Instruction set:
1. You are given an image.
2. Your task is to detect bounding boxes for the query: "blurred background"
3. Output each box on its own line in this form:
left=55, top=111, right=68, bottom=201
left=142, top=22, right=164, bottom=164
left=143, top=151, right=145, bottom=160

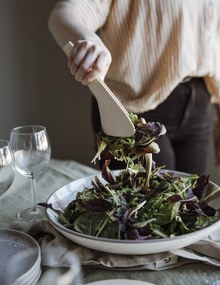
left=1, top=0, right=219, bottom=184
left=0, top=0, right=94, bottom=165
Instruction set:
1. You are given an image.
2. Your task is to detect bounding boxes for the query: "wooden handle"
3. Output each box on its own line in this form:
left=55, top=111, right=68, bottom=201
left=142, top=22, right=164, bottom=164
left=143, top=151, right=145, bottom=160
left=63, top=42, right=129, bottom=114
left=63, top=41, right=74, bottom=57
left=62, top=41, right=135, bottom=137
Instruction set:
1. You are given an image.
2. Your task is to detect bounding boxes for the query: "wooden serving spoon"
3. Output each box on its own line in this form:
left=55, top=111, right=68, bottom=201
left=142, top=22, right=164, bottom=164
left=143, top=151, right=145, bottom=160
left=63, top=41, right=135, bottom=137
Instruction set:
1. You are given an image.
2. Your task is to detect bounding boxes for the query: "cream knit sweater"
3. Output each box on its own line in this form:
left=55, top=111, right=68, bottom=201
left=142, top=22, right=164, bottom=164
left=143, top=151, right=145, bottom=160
left=63, top=0, right=220, bottom=113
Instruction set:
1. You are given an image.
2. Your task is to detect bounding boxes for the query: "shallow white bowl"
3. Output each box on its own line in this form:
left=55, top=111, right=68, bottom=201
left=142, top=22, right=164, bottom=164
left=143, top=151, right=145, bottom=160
left=46, top=170, right=220, bottom=255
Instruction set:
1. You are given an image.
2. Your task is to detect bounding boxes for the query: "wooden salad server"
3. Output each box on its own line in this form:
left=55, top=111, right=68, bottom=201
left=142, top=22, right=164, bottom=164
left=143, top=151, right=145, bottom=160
left=63, top=41, right=135, bottom=137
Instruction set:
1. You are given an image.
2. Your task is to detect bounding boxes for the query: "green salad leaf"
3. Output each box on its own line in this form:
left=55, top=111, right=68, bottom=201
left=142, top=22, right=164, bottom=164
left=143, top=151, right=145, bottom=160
left=45, top=113, right=219, bottom=240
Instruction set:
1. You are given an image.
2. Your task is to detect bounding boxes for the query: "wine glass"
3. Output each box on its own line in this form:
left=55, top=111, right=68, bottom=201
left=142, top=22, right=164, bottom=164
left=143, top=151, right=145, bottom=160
left=0, top=139, right=15, bottom=196
left=10, top=125, right=51, bottom=222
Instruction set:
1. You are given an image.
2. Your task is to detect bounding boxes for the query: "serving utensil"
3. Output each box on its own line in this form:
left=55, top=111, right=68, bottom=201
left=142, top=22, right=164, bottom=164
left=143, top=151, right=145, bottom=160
left=63, top=41, right=135, bottom=137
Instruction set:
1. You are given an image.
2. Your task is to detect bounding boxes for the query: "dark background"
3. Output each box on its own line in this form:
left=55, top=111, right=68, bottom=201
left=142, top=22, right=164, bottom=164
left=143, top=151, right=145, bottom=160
left=0, top=0, right=219, bottom=183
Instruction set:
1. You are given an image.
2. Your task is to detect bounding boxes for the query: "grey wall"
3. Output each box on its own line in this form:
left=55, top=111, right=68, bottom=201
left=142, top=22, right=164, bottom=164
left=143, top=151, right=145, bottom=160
left=0, top=0, right=219, bottom=184
left=0, top=0, right=96, bottom=167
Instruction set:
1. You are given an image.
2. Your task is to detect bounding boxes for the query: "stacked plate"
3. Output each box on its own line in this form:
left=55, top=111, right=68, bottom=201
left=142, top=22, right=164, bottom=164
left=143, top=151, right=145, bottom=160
left=0, top=228, right=41, bottom=285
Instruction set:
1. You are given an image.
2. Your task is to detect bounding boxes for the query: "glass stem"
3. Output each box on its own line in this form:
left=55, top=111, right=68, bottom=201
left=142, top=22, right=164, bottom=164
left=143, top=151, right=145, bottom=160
left=30, top=177, right=37, bottom=212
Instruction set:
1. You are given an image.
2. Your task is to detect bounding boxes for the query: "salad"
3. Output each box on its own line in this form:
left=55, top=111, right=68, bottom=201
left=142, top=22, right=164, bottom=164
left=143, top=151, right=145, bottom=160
left=46, top=114, right=219, bottom=240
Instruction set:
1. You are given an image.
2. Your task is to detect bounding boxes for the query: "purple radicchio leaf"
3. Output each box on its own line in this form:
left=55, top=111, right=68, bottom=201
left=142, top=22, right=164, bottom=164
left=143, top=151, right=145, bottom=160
left=186, top=203, right=206, bottom=216
left=82, top=199, right=113, bottom=212
left=67, top=200, right=77, bottom=211
left=124, top=226, right=152, bottom=240
left=198, top=201, right=217, bottom=216
left=136, top=121, right=167, bottom=138
left=167, top=194, right=182, bottom=203
left=102, top=160, right=116, bottom=184
left=193, top=175, right=209, bottom=199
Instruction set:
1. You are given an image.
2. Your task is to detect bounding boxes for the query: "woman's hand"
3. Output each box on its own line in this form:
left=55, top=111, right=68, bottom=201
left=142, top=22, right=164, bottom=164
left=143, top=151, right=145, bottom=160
left=67, top=39, right=112, bottom=85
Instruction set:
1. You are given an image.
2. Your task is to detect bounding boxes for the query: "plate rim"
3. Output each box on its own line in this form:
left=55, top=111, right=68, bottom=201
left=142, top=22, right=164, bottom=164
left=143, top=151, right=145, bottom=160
left=0, top=228, right=41, bottom=284
left=85, top=279, right=155, bottom=285
left=0, top=227, right=41, bottom=251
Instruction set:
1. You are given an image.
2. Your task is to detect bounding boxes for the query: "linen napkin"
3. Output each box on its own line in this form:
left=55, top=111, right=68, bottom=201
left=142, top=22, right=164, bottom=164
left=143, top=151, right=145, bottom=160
left=29, top=220, right=220, bottom=271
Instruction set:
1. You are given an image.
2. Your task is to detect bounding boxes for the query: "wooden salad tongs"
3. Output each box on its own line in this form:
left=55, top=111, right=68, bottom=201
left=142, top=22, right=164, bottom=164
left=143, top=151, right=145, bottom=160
left=63, top=41, right=135, bottom=137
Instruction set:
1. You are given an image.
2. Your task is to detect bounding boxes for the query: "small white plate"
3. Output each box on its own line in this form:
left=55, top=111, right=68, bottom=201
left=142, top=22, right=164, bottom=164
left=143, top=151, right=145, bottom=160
left=0, top=228, right=41, bottom=285
left=86, top=279, right=155, bottom=285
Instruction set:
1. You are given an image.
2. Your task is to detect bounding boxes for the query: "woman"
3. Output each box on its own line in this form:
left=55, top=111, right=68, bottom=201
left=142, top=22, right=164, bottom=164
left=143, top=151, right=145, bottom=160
left=48, top=0, right=220, bottom=175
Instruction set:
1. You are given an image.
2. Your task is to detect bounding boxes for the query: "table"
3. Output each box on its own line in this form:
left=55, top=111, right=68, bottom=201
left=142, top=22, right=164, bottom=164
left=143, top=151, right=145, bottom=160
left=1, top=158, right=220, bottom=285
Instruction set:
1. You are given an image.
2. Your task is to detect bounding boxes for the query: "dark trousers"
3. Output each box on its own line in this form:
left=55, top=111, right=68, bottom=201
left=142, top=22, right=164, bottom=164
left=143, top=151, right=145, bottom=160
left=92, top=78, right=213, bottom=175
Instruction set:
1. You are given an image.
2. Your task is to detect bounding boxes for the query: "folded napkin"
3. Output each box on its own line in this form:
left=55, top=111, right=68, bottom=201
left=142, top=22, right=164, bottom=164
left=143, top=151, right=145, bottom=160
left=29, top=220, right=220, bottom=271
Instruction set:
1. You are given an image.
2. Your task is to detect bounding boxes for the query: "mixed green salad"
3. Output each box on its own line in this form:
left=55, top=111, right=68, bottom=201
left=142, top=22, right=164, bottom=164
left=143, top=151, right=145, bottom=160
left=45, top=114, right=219, bottom=240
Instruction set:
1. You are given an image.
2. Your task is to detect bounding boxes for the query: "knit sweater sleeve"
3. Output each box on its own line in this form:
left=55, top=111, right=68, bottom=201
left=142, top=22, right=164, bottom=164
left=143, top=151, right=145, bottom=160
left=64, top=0, right=112, bottom=31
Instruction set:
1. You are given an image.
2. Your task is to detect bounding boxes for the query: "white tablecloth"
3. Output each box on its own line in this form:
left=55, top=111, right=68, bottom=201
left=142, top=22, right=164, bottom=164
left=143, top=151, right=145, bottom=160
left=1, top=158, right=220, bottom=285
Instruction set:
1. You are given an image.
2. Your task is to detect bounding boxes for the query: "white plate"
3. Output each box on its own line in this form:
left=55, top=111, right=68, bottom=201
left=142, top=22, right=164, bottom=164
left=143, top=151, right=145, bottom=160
left=46, top=170, right=220, bottom=255
left=86, top=279, right=155, bottom=285
left=0, top=228, right=41, bottom=285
